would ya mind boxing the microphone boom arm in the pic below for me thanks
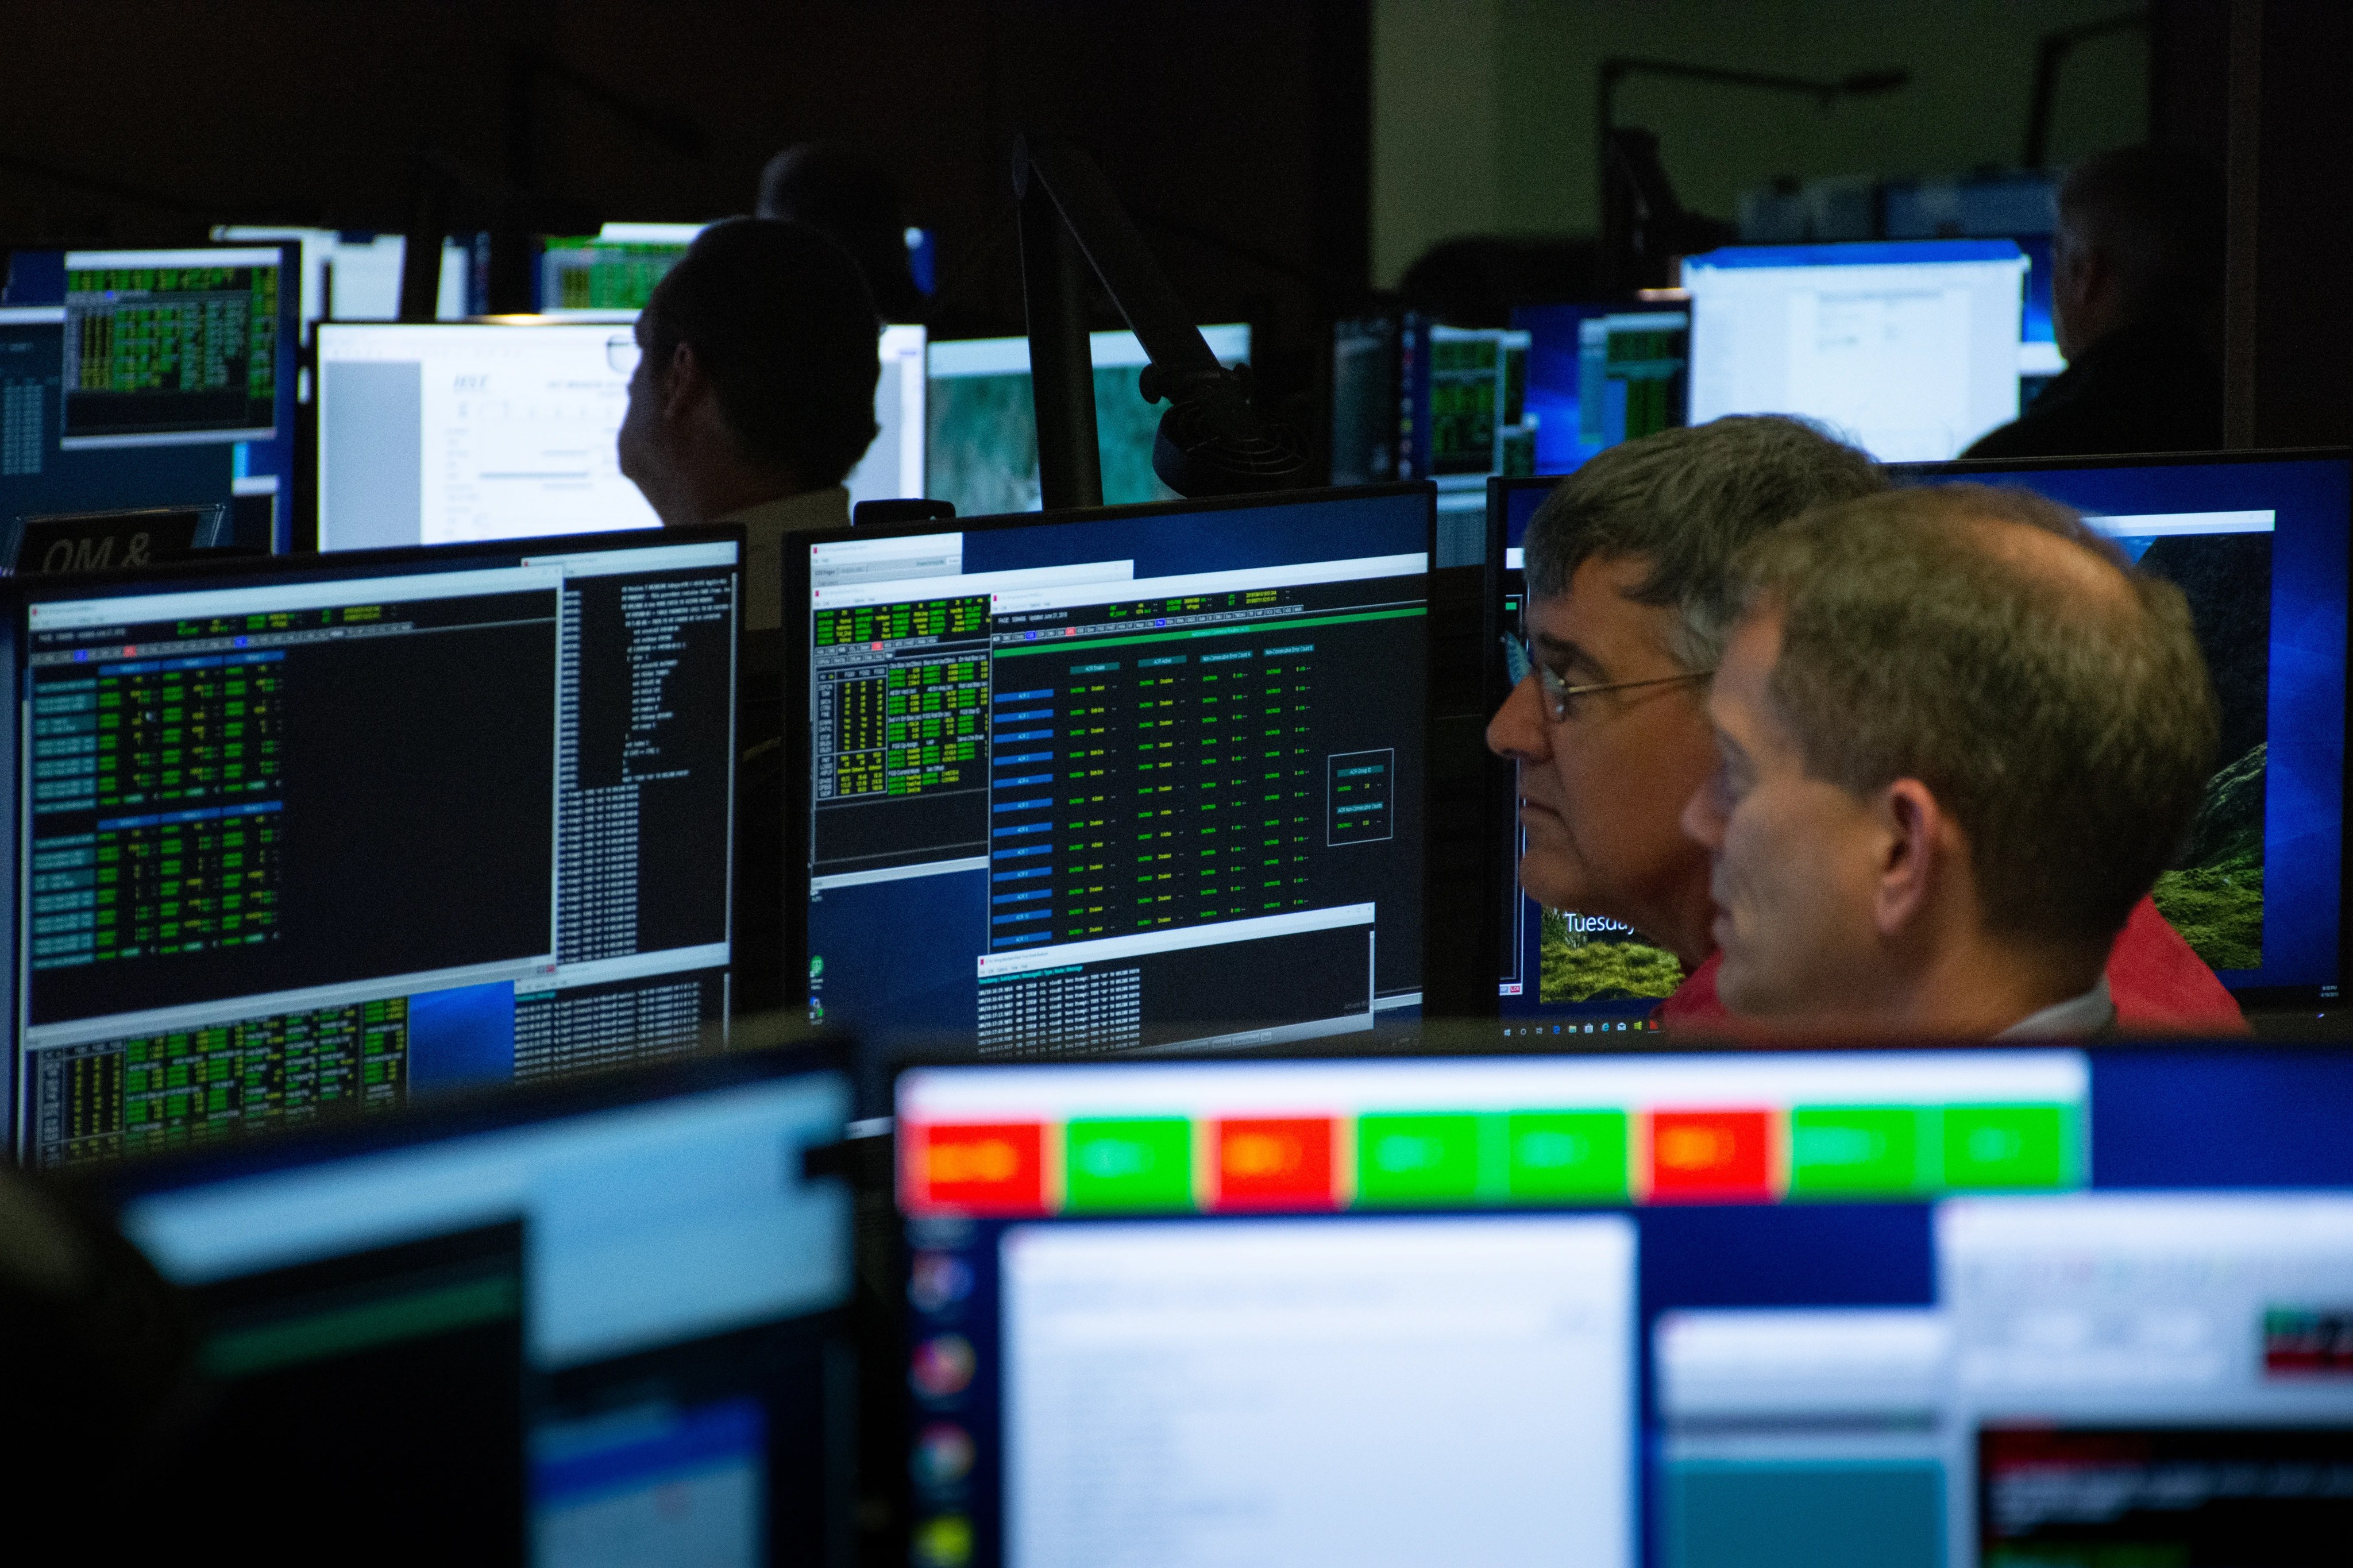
[1012,136,1305,505]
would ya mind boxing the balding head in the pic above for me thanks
[1719,483,2219,952]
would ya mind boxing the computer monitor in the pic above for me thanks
[1325,316,1536,566]
[893,1040,2353,1567]
[1,244,301,553]
[925,326,1251,517]
[535,223,708,319]
[103,1042,851,1568]
[214,225,473,335]
[1486,476,1676,1035]
[317,319,927,550]
[4,526,745,1167]
[1684,240,2031,462]
[1489,450,2353,1021]
[790,484,1434,1054]
[1513,303,1691,478]
[1881,171,2066,385]
[1899,450,2353,1009]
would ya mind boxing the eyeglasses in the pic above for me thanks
[1501,632,1714,724]
[607,334,642,376]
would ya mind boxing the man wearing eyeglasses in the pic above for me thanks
[1486,415,2243,1034]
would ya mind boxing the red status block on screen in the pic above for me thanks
[1646,1109,1775,1201]
[910,1122,1047,1214]
[1213,1117,1338,1210]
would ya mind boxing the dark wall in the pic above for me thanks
[2152,0,2352,447]
[3,1,1369,396]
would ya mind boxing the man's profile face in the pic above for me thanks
[1681,607,1885,1019]
[615,314,662,493]
[1484,554,1720,960]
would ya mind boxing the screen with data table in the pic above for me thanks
[5,528,741,1165]
[2,246,300,552]
[896,1042,2353,1568]
[794,485,1432,1055]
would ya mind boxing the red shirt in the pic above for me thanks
[1655,895,2250,1036]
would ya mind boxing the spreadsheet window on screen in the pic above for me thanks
[2,246,300,553]
[799,488,1431,1055]
[317,321,925,550]
[5,535,742,1167]
[897,1046,2353,1568]
[1684,240,2030,462]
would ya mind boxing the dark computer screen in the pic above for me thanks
[4,528,743,1165]
[792,486,1433,1056]
[1899,451,2353,1005]
[1512,304,1691,477]
[1,245,301,553]
[107,1045,852,1568]
[1486,476,1674,1034]
[172,1220,529,1563]
[894,1041,2353,1568]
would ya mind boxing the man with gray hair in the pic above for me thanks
[1681,485,2219,1035]
[1488,415,2243,1032]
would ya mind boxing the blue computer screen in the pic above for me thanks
[1513,305,1691,477]
[1,245,300,554]
[1495,455,2352,1011]
[897,1044,2353,1568]
[799,486,1433,1055]
[1908,454,2352,999]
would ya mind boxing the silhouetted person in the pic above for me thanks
[1966,147,2224,458]
[758,142,924,322]
[618,217,881,632]
[617,218,879,1013]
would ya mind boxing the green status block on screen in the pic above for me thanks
[1505,1111,1629,1202]
[1942,1104,2072,1189]
[1357,1113,1480,1204]
[1064,1118,1193,1211]
[1789,1106,1923,1196]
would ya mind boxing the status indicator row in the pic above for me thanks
[902,1100,2082,1216]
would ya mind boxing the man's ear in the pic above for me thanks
[1871,778,1953,937]
[661,341,702,422]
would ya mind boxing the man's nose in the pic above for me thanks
[1486,674,1550,763]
